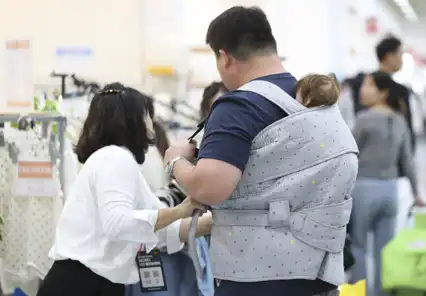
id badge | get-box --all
[136,248,167,292]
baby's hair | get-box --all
[296,73,340,108]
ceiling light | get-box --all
[392,0,418,21]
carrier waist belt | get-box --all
[212,198,352,253]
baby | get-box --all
[295,73,340,108]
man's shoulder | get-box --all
[216,72,296,105]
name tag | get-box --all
[135,248,167,293]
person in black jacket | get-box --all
[349,36,416,151]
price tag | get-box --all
[14,161,59,197]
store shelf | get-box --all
[0,112,67,191]
[189,46,212,53]
[0,111,66,123]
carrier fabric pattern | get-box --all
[209,80,359,286]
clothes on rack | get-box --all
[0,127,63,294]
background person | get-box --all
[349,71,423,296]
[199,82,228,120]
[350,37,416,151]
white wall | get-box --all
[0,0,418,96]
[0,0,145,90]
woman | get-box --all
[140,96,170,193]
[37,83,212,296]
[349,71,423,296]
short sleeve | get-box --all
[198,96,261,172]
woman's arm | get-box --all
[147,180,210,253]
[179,211,213,242]
[94,148,188,253]
[352,114,366,150]
[399,127,419,197]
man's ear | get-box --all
[219,49,232,69]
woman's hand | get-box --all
[175,196,206,219]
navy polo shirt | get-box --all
[198,72,335,294]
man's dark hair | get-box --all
[74,82,155,165]
[200,81,228,119]
[370,71,407,115]
[375,36,402,62]
[206,6,277,60]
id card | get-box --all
[136,248,167,293]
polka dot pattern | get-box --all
[209,80,359,287]
[0,128,63,288]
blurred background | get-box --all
[0,0,425,116]
[0,1,426,295]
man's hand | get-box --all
[164,141,197,164]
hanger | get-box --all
[153,98,199,123]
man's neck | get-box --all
[237,55,285,87]
[379,63,393,74]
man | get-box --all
[351,36,416,149]
[164,6,358,296]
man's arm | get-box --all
[172,158,241,205]
[171,97,259,205]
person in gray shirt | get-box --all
[349,71,424,296]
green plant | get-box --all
[11,96,59,134]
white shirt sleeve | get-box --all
[138,174,184,254]
[94,147,183,254]
[94,147,159,252]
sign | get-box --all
[407,49,426,66]
[366,17,378,35]
[14,161,59,197]
[1,40,34,112]
[55,46,93,73]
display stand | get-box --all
[0,112,67,191]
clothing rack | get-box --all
[153,97,199,123]
[0,112,67,191]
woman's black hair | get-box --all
[74,82,155,165]
[200,82,228,119]
[145,96,170,158]
[370,71,406,115]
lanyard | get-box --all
[187,119,206,141]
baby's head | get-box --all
[295,73,340,108]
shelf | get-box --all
[0,111,66,123]
[189,46,212,54]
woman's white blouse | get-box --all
[48,145,183,284]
